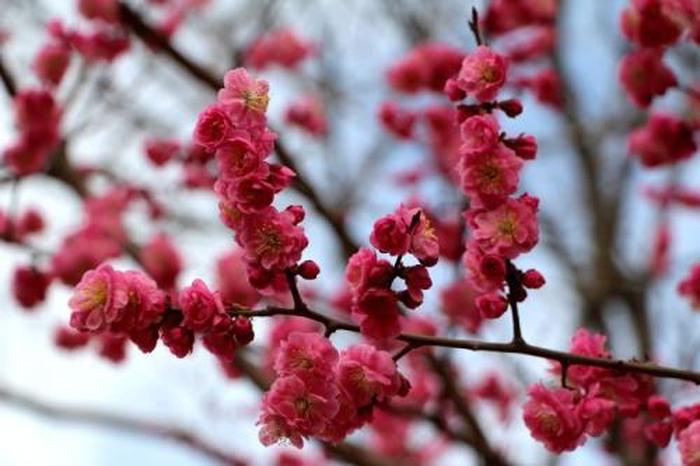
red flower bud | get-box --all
[522,269,545,289]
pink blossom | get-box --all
[456,46,508,102]
[201,314,238,361]
[66,26,130,62]
[144,138,181,167]
[78,0,120,23]
[459,114,500,155]
[387,43,464,94]
[215,136,263,179]
[245,28,314,70]
[216,249,260,307]
[370,213,410,256]
[12,266,52,309]
[621,0,682,48]
[69,263,129,331]
[16,207,45,238]
[259,375,339,441]
[679,263,700,308]
[398,206,440,266]
[51,226,122,286]
[629,113,696,167]
[525,69,563,109]
[179,279,222,332]
[285,95,327,137]
[680,420,700,466]
[471,194,539,259]
[523,384,586,453]
[352,288,402,341]
[577,395,616,436]
[619,48,677,108]
[274,332,338,381]
[214,174,275,213]
[54,325,91,351]
[440,280,484,333]
[378,101,417,139]
[236,206,308,272]
[193,104,233,150]
[346,247,379,291]
[336,344,400,406]
[475,291,508,319]
[97,333,128,363]
[139,233,182,290]
[462,240,507,292]
[33,41,71,87]
[3,137,52,176]
[459,145,523,208]
[118,270,167,331]
[218,68,270,124]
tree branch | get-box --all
[228,305,700,385]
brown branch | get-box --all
[229,305,700,385]
[0,384,247,466]
[0,53,17,97]
[427,354,509,466]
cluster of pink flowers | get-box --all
[67,262,254,363]
[33,38,71,87]
[49,1,130,64]
[257,331,408,447]
[345,205,439,340]
[620,1,699,166]
[479,1,562,110]
[245,28,315,70]
[3,89,62,176]
[386,42,464,94]
[284,95,328,137]
[524,329,656,453]
[619,48,677,107]
[194,67,315,294]
[142,137,219,189]
[483,0,557,36]
[447,44,542,320]
[629,112,696,167]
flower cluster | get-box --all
[68,263,254,363]
[387,43,464,94]
[448,44,543,320]
[629,112,696,167]
[284,95,328,137]
[245,28,315,70]
[620,0,698,166]
[3,89,62,176]
[193,67,315,292]
[480,1,562,110]
[257,331,408,447]
[524,329,655,453]
[345,205,439,340]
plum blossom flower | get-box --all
[218,68,270,123]
[456,46,508,101]
[680,421,700,466]
[69,263,129,331]
[179,279,223,332]
[619,48,677,108]
[470,194,539,259]
[523,384,586,453]
[336,344,400,406]
[274,332,339,381]
[629,113,696,167]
